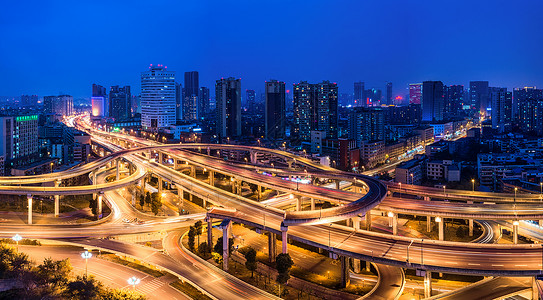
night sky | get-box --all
[1,0,542,99]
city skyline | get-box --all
[2,0,543,98]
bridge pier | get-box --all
[209,171,214,186]
[250,151,257,164]
[281,222,288,254]
[513,221,519,244]
[469,219,474,236]
[206,217,213,249]
[310,198,315,210]
[391,213,398,235]
[158,177,163,193]
[158,152,163,164]
[27,194,33,225]
[220,220,231,271]
[424,271,432,298]
[437,217,444,240]
[97,192,103,218]
[257,185,262,200]
[116,158,120,180]
[336,180,340,189]
[190,166,196,177]
[174,159,178,170]
[296,197,302,211]
[237,180,242,196]
[539,220,543,227]
[365,211,372,230]
[340,256,350,288]
[533,277,540,300]
[54,180,61,217]
[268,232,277,263]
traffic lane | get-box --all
[19,245,190,300]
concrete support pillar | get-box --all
[209,171,214,186]
[27,194,33,225]
[513,221,519,244]
[469,219,474,237]
[365,211,372,230]
[340,256,350,288]
[116,158,120,180]
[54,180,61,217]
[206,217,213,250]
[281,223,288,254]
[190,166,195,177]
[268,232,277,263]
[533,277,540,300]
[97,192,103,218]
[140,178,145,196]
[352,259,361,273]
[221,220,231,271]
[366,261,371,272]
[424,271,432,298]
[257,185,262,200]
[158,177,163,193]
[336,180,340,190]
[438,217,444,241]
[189,193,193,202]
[352,216,361,230]
[539,220,543,227]
[250,151,258,164]
[296,197,302,211]
[202,196,207,208]
[392,213,398,236]
[427,216,431,232]
[237,180,242,196]
[310,198,315,210]
[174,159,178,170]
[158,152,163,164]
[92,171,97,185]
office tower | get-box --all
[365,88,381,106]
[490,87,512,133]
[354,82,365,106]
[215,77,241,138]
[140,65,176,130]
[265,80,286,140]
[21,95,38,107]
[109,86,131,121]
[183,71,199,120]
[386,104,422,125]
[422,81,444,122]
[0,114,39,173]
[386,82,393,105]
[246,89,256,112]
[469,81,489,115]
[409,83,422,104]
[199,87,210,117]
[91,84,107,117]
[175,83,183,122]
[292,81,338,142]
[44,95,73,116]
[445,85,464,115]
[515,87,543,135]
[348,107,385,146]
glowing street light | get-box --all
[127,276,141,290]
[471,179,475,192]
[81,250,92,277]
[12,234,22,252]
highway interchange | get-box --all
[0,114,542,299]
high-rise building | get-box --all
[246,89,256,112]
[109,86,131,121]
[490,87,512,133]
[199,87,210,118]
[422,81,444,122]
[348,107,385,146]
[354,82,365,107]
[44,95,73,116]
[386,104,422,125]
[140,65,176,130]
[445,85,464,116]
[216,77,241,138]
[265,80,286,140]
[292,81,338,142]
[365,88,381,106]
[469,81,489,115]
[21,95,38,107]
[386,82,393,106]
[175,83,183,122]
[91,84,107,117]
[0,114,39,173]
[515,87,543,135]
[409,83,422,104]
[183,71,199,120]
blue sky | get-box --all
[1,0,542,98]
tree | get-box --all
[139,194,145,208]
[89,198,97,216]
[100,288,146,300]
[275,253,294,296]
[144,192,151,207]
[150,192,162,215]
[188,226,197,251]
[214,237,234,255]
[36,258,72,288]
[194,221,203,246]
[65,275,104,300]
[244,247,257,278]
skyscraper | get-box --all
[91,84,107,117]
[216,77,241,138]
[490,87,512,133]
[446,85,464,114]
[409,83,422,104]
[514,87,543,135]
[265,80,286,140]
[0,114,39,173]
[109,86,131,121]
[469,81,489,115]
[175,83,183,122]
[386,82,393,106]
[246,89,256,112]
[140,65,176,130]
[348,107,385,146]
[21,95,38,107]
[354,82,365,107]
[422,81,444,122]
[184,71,199,120]
[292,81,338,142]
[199,87,210,118]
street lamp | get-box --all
[514,187,518,206]
[410,173,413,185]
[471,179,475,192]
[398,182,402,199]
[12,234,22,252]
[407,240,414,263]
[127,276,141,291]
[81,250,92,277]
[443,185,446,196]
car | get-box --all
[122,218,130,223]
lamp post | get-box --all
[407,240,414,263]
[471,179,475,192]
[81,250,92,277]
[443,185,446,196]
[514,187,518,207]
[127,276,141,291]
[410,173,413,185]
[12,234,22,252]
